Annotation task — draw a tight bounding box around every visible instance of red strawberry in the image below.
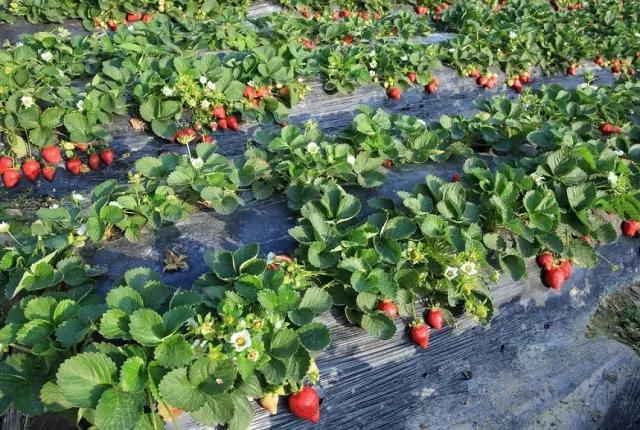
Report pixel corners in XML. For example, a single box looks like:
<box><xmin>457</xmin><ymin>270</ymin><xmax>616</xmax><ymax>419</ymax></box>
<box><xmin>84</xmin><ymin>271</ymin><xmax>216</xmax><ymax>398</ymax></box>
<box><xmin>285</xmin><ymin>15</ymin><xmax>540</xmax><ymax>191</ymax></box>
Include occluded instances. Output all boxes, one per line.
<box><xmin>543</xmin><ymin>267</ymin><xmax>565</xmax><ymax>290</ymax></box>
<box><xmin>377</xmin><ymin>300</ymin><xmax>398</xmax><ymax>319</ymax></box>
<box><xmin>126</xmin><ymin>13</ymin><xmax>140</xmax><ymax>22</ymax></box>
<box><xmin>142</xmin><ymin>14</ymin><xmax>153</xmax><ymax>23</ymax></box>
<box><xmin>451</xmin><ymin>174</ymin><xmax>461</xmax><ymax>182</ymax></box>
<box><xmin>343</xmin><ymin>35</ymin><xmax>353</xmax><ymax>45</ymax></box>
<box><xmin>435</xmin><ymin>5</ymin><xmax>443</xmax><ymax>13</ymax></box>
<box><xmin>107</xmin><ymin>19</ymin><xmax>118</xmax><ymax>30</ymax></box>
<box><xmin>243</xmin><ymin>86</ymin><xmax>256</xmax><ymax>98</ymax></box>
<box><xmin>66</xmin><ymin>158</ymin><xmax>82</xmax><ymax>175</ymax></box>
<box><xmin>2</xmin><ymin>168</ymin><xmax>20</xmax><ymax>188</ymax></box>
<box><xmin>340</xmin><ymin>10</ymin><xmax>351</xmax><ymax>18</ymax></box>
<box><xmin>227</xmin><ymin>115</ymin><xmax>239</xmax><ymax>131</ymax></box>
<box><xmin>567</xmin><ymin>65</ymin><xmax>577</xmax><ymax>76</ymax></box>
<box><xmin>280</xmin><ymin>122</ymin><xmax>288</xmax><ymax>127</ymax></box>
<box><xmin>88</xmin><ymin>153</ymin><xmax>101</xmax><ymax>171</ymax></box>
<box><xmin>426</xmin><ymin>81</ymin><xmax>438</xmax><ymax>93</ymax></box>
<box><xmin>415</xmin><ymin>5</ymin><xmax>428</xmax><ymax>15</ymax></box>
<box><xmin>42</xmin><ymin>146</ymin><xmax>62</xmax><ymax>163</ymax></box>
<box><xmin>217</xmin><ymin>119</ymin><xmax>228</xmax><ymax>130</ymax></box>
<box><xmin>621</xmin><ymin>220</ymin><xmax>639</xmax><ymax>237</ymax></box>
<box><xmin>594</xmin><ymin>56</ymin><xmax>604</xmax><ymax>66</ymax></box>
<box><xmin>0</xmin><ymin>156</ymin><xmax>12</xmax><ymax>174</ymax></box>
<box><xmin>332</xmin><ymin>11</ymin><xmax>340</xmax><ymax>20</ymax></box>
<box><xmin>469</xmin><ymin>69</ymin><xmax>480</xmax><ymax>78</ymax></box>
<box><xmin>427</xmin><ymin>308</ymin><xmax>444</xmax><ymax>330</ymax></box>
<box><xmin>581</xmin><ymin>235</ymin><xmax>592</xmax><ymax>245</ymax></box>
<box><xmin>256</xmin><ymin>87</ymin><xmax>271</xmax><ymax>98</ymax></box>
<box><xmin>388</xmin><ymin>87</ymin><xmax>402</xmax><ymax>100</ymax></box>
<box><xmin>410</xmin><ymin>320</ymin><xmax>430</xmax><ymax>348</ymax></box>
<box><xmin>391</xmin><ymin>28</ymin><xmax>398</xmax><ymax>36</ymax></box>
<box><xmin>407</xmin><ymin>72</ymin><xmax>417</xmax><ymax>83</ymax></box>
<box><xmin>100</xmin><ymin>149</ymin><xmax>114</xmax><ymax>165</ymax></box>
<box><xmin>75</xmin><ymin>143</ymin><xmax>89</xmax><ymax>152</ymax></box>
<box><xmin>382</xmin><ymin>159</ymin><xmax>394</xmax><ymax>168</ymax></box>
<box><xmin>477</xmin><ymin>76</ymin><xmax>488</xmax><ymax>86</ymax></box>
<box><xmin>536</xmin><ymin>253</ymin><xmax>554</xmax><ymax>270</ymax></box>
<box><xmin>301</xmin><ymin>40</ymin><xmax>314</xmax><ymax>49</ymax></box>
<box><xmin>611</xmin><ymin>64</ymin><xmax>621</xmax><ymax>73</ymax></box>
<box><xmin>512</xmin><ymin>80</ymin><xmax>523</xmax><ymax>93</ymax></box>
<box><xmin>252</xmin><ymin>98</ymin><xmax>260</xmax><ymax>107</ymax></box>
<box><xmin>279</xmin><ymin>86</ymin><xmax>290</xmax><ymax>97</ymax></box>
<box><xmin>22</xmin><ymin>160</ymin><xmax>41</xmax><ymax>181</ymax></box>
<box><xmin>42</xmin><ymin>166</ymin><xmax>55</xmax><ymax>181</ymax></box>
<box><xmin>599</xmin><ymin>123</ymin><xmax>614</xmax><ymax>135</ymax></box>
<box><xmin>302</xmin><ymin>10</ymin><xmax>311</xmax><ymax>19</ymax></box>
<box><xmin>486</xmin><ymin>77</ymin><xmax>496</xmax><ymax>88</ymax></box>
<box><xmin>267</xmin><ymin>255</ymin><xmax>293</xmax><ymax>270</ymax></box>
<box><xmin>201</xmin><ymin>135</ymin><xmax>213</xmax><ymax>143</ymax></box>
<box><xmin>288</xmin><ymin>386</ymin><xmax>320</xmax><ymax>423</ymax></box>
<box><xmin>560</xmin><ymin>260</ymin><xmax>571</xmax><ymax>281</ymax></box>
<box><xmin>211</xmin><ymin>105</ymin><xmax>226</xmax><ymax>119</ymax></box>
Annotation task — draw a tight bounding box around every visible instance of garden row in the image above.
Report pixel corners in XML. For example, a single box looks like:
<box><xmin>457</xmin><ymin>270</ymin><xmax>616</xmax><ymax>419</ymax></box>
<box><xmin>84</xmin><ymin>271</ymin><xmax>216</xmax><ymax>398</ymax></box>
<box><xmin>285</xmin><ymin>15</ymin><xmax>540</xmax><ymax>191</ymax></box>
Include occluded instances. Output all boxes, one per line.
<box><xmin>2</xmin><ymin>0</ymin><xmax>640</xmax><ymax>186</ymax></box>
<box><xmin>1</xmin><ymin>77</ymin><xmax>640</xmax><ymax>428</ymax></box>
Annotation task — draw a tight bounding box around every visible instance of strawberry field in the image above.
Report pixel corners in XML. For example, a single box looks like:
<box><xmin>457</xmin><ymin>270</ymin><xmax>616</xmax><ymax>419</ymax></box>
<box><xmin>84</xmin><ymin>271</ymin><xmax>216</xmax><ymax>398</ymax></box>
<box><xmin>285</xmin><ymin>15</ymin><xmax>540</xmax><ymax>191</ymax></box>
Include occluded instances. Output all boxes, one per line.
<box><xmin>1</xmin><ymin>1</ymin><xmax>640</xmax><ymax>429</ymax></box>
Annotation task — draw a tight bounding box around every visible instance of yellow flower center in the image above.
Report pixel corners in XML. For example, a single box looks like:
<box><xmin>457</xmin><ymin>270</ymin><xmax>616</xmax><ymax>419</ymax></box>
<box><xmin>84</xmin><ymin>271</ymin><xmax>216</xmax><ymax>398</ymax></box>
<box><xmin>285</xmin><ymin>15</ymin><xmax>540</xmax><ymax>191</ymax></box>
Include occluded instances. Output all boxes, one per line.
<box><xmin>236</xmin><ymin>336</ymin><xmax>246</xmax><ymax>346</ymax></box>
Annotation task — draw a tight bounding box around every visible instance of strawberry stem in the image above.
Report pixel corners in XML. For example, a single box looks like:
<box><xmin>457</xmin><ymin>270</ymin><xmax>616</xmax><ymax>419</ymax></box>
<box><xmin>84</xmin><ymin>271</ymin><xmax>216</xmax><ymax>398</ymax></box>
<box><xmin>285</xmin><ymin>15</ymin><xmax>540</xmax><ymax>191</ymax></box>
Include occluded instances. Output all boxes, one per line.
<box><xmin>595</xmin><ymin>251</ymin><xmax>619</xmax><ymax>272</ymax></box>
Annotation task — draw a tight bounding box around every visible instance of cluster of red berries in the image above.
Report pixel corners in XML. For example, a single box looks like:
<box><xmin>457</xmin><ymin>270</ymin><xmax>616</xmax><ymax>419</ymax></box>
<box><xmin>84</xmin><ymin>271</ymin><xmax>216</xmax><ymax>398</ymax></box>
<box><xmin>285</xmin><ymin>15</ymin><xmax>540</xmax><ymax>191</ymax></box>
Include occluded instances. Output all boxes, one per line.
<box><xmin>98</xmin><ymin>12</ymin><xmax>153</xmax><ymax>30</ymax></box>
<box><xmin>1</xmin><ymin>146</ymin><xmax>114</xmax><ymax>188</ymax></box>
<box><xmin>469</xmin><ymin>70</ymin><xmax>499</xmax><ymax>89</ymax></box>
<box><xmin>376</xmin><ymin>299</ymin><xmax>446</xmax><ymax>349</ymax></box>
<box><xmin>536</xmin><ymin>253</ymin><xmax>572</xmax><ymax>290</ymax></box>
<box><xmin>550</xmin><ymin>1</ymin><xmax>584</xmax><ymax>12</ymax></box>
<box><xmin>431</xmin><ymin>3</ymin><xmax>450</xmax><ymax>22</ymax></box>
<box><xmin>506</xmin><ymin>71</ymin><xmax>532</xmax><ymax>93</ymax></box>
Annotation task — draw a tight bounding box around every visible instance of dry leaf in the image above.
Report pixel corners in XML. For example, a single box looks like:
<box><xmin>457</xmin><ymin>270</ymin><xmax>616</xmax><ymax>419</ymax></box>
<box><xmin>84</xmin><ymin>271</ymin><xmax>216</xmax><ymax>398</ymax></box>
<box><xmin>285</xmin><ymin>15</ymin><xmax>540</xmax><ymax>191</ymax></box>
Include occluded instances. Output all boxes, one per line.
<box><xmin>130</xmin><ymin>117</ymin><xmax>147</xmax><ymax>130</ymax></box>
<box><xmin>163</xmin><ymin>250</ymin><xmax>189</xmax><ymax>272</ymax></box>
<box><xmin>158</xmin><ymin>403</ymin><xmax>184</xmax><ymax>422</ymax></box>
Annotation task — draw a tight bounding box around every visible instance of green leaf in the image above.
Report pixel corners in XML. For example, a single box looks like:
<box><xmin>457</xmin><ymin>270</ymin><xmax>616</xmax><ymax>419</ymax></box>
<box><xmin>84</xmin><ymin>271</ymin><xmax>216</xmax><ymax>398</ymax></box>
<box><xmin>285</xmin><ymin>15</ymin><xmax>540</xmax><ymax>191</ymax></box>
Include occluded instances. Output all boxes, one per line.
<box><xmin>159</xmin><ymin>368</ymin><xmax>205</xmax><ymax>412</ymax></box>
<box><xmin>228</xmin><ymin>394</ymin><xmax>253</xmax><ymax>430</ymax></box>
<box><xmin>189</xmin><ymin>358</ymin><xmax>237</xmax><ymax>395</ymax></box>
<box><xmin>129</xmin><ymin>309</ymin><xmax>165</xmax><ymax>346</ymax></box>
<box><xmin>120</xmin><ymin>357</ymin><xmax>148</xmax><ymax>392</ymax></box>
<box><xmin>106</xmin><ymin>286</ymin><xmax>144</xmax><ymax>313</ymax></box>
<box><xmin>499</xmin><ymin>254</ymin><xmax>526</xmax><ymax>280</ymax></box>
<box><xmin>95</xmin><ymin>388</ymin><xmax>144</xmax><ymax>430</ymax></box>
<box><xmin>16</xmin><ymin>320</ymin><xmax>52</xmax><ymax>345</ymax></box>
<box><xmin>268</xmin><ymin>329</ymin><xmax>299</xmax><ymax>359</ymax></box>
<box><xmin>154</xmin><ymin>335</ymin><xmax>193</xmax><ymax>369</ymax></box>
<box><xmin>99</xmin><ymin>309</ymin><xmax>131</xmax><ymax>340</ymax></box>
<box><xmin>40</xmin><ymin>382</ymin><xmax>73</xmax><ymax>412</ymax></box>
<box><xmin>297</xmin><ymin>287</ymin><xmax>332</xmax><ymax>314</ymax></box>
<box><xmin>56</xmin><ymin>352</ymin><xmax>117</xmax><ymax>409</ymax></box>
<box><xmin>297</xmin><ymin>322</ymin><xmax>331</xmax><ymax>351</ymax></box>
<box><xmin>382</xmin><ymin>217</ymin><xmax>416</xmax><ymax>240</ymax></box>
<box><xmin>568</xmin><ymin>238</ymin><xmax>597</xmax><ymax>268</ymax></box>
<box><xmin>190</xmin><ymin>395</ymin><xmax>235</xmax><ymax>427</ymax></box>
<box><xmin>24</xmin><ymin>296</ymin><xmax>57</xmax><ymax>321</ymax></box>
<box><xmin>361</xmin><ymin>312</ymin><xmax>396</xmax><ymax>340</ymax></box>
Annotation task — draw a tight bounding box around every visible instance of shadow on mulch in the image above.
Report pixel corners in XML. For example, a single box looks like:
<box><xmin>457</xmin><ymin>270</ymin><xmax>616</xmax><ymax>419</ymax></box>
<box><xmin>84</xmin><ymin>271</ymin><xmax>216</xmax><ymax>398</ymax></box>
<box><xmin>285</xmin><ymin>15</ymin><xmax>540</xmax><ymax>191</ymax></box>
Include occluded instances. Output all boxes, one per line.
<box><xmin>587</xmin><ymin>284</ymin><xmax>640</xmax><ymax>355</ymax></box>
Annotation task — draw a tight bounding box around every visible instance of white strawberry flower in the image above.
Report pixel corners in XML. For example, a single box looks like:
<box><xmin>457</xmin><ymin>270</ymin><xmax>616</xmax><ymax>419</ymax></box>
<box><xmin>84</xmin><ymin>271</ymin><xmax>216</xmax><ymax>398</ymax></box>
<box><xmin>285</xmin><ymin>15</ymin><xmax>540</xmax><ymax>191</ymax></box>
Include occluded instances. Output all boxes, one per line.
<box><xmin>274</xmin><ymin>320</ymin><xmax>283</xmax><ymax>330</ymax></box>
<box><xmin>14</xmin><ymin>42</ymin><xmax>23</xmax><ymax>48</ymax></box>
<box><xmin>191</xmin><ymin>157</ymin><xmax>204</xmax><ymax>169</ymax></box>
<box><xmin>71</xmin><ymin>193</ymin><xmax>84</xmax><ymax>202</ymax></box>
<box><xmin>614</xmin><ymin>150</ymin><xmax>624</xmax><ymax>156</ymax></box>
<box><xmin>108</xmin><ymin>201</ymin><xmax>123</xmax><ymax>209</ymax></box>
<box><xmin>530</xmin><ymin>172</ymin><xmax>545</xmax><ymax>186</ymax></box>
<box><xmin>200</xmin><ymin>100</ymin><xmax>210</xmax><ymax>109</ymax></box>
<box><xmin>297</xmin><ymin>77</ymin><xmax>304</xmax><ymax>83</ymax></box>
<box><xmin>229</xmin><ymin>330</ymin><xmax>252</xmax><ymax>352</ymax></box>
<box><xmin>58</xmin><ymin>69</ymin><xmax>65</xmax><ymax>78</ymax></box>
<box><xmin>347</xmin><ymin>155</ymin><xmax>356</xmax><ymax>165</ymax></box>
<box><xmin>306</xmin><ymin>141</ymin><xmax>319</xmax><ymax>154</ymax></box>
<box><xmin>460</xmin><ymin>261</ymin><xmax>478</xmax><ymax>276</ymax></box>
<box><xmin>127</xmin><ymin>25</ymin><xmax>134</xmax><ymax>31</ymax></box>
<box><xmin>161</xmin><ymin>86</ymin><xmax>174</xmax><ymax>97</ymax></box>
<box><xmin>0</xmin><ymin>222</ymin><xmax>9</xmax><ymax>233</ymax></box>
<box><xmin>247</xmin><ymin>80</ymin><xmax>255</xmax><ymax>87</ymax></box>
<box><xmin>401</xmin><ymin>55</ymin><xmax>408</xmax><ymax>61</ymax></box>
<box><xmin>266</xmin><ymin>252</ymin><xmax>276</xmax><ymax>264</ymax></box>
<box><xmin>509</xmin><ymin>31</ymin><xmax>517</xmax><ymax>39</ymax></box>
<box><xmin>369</xmin><ymin>60</ymin><xmax>377</xmax><ymax>68</ymax></box>
<box><xmin>76</xmin><ymin>100</ymin><xmax>84</xmax><ymax>112</ymax></box>
<box><xmin>444</xmin><ymin>266</ymin><xmax>458</xmax><ymax>281</ymax></box>
<box><xmin>50</xmin><ymin>204</ymin><xmax>59</xmax><ymax>209</ymax></box>
<box><xmin>608</xmin><ymin>171</ymin><xmax>619</xmax><ymax>187</ymax></box>
<box><xmin>417</xmin><ymin>119</ymin><xmax>427</xmax><ymax>126</ymax></box>
<box><xmin>21</xmin><ymin>95</ymin><xmax>34</xmax><ymax>108</ymax></box>
<box><xmin>77</xmin><ymin>224</ymin><xmax>87</xmax><ymax>235</ymax></box>
<box><xmin>247</xmin><ymin>350</ymin><xmax>260</xmax><ymax>362</ymax></box>
<box><xmin>40</xmin><ymin>51</ymin><xmax>53</xmax><ymax>62</ymax></box>
<box><xmin>206</xmin><ymin>81</ymin><xmax>216</xmax><ymax>90</ymax></box>
<box><xmin>57</xmin><ymin>26</ymin><xmax>70</xmax><ymax>37</ymax></box>
<box><xmin>369</xmin><ymin>70</ymin><xmax>376</xmax><ymax>77</ymax></box>
<box><xmin>199</xmin><ymin>76</ymin><xmax>208</xmax><ymax>84</ymax></box>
